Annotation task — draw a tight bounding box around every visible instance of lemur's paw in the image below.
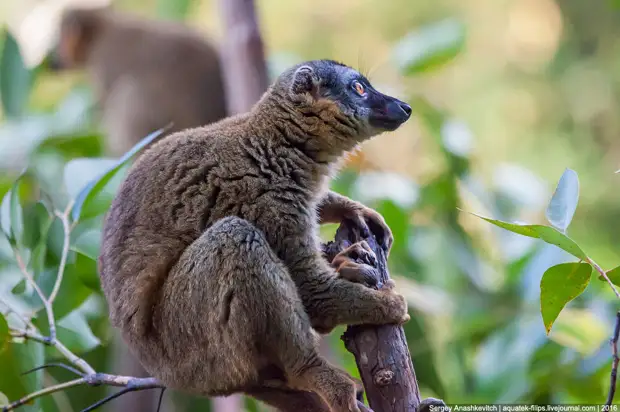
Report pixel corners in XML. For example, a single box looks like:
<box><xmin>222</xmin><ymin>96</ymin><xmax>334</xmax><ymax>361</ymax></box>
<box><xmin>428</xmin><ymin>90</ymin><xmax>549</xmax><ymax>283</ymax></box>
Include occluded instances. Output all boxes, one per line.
<box><xmin>332</xmin><ymin>242</ymin><xmax>380</xmax><ymax>288</ymax></box>
<box><xmin>346</xmin><ymin>206</ymin><xmax>393</xmax><ymax>253</ymax></box>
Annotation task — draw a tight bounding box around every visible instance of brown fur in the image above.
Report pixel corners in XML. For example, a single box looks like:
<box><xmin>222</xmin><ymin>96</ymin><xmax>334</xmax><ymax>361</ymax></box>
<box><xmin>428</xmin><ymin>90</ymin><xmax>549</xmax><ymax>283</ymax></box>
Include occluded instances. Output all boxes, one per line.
<box><xmin>99</xmin><ymin>60</ymin><xmax>412</xmax><ymax>411</ymax></box>
<box><xmin>54</xmin><ymin>7</ymin><xmax>227</xmax><ymax>155</ymax></box>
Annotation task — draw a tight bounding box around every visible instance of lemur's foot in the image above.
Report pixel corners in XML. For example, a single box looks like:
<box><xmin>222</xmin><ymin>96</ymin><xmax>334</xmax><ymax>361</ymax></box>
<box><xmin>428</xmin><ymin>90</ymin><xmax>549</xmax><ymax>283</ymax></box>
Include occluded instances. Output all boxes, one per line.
<box><xmin>332</xmin><ymin>241</ymin><xmax>380</xmax><ymax>288</ymax></box>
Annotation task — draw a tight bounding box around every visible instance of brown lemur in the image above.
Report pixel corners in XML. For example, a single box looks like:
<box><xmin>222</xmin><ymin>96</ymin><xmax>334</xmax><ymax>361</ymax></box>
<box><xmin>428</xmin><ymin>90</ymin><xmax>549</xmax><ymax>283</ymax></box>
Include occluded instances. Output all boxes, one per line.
<box><xmin>99</xmin><ymin>59</ymin><xmax>413</xmax><ymax>412</ymax></box>
<box><xmin>51</xmin><ymin>6</ymin><xmax>227</xmax><ymax>156</ymax></box>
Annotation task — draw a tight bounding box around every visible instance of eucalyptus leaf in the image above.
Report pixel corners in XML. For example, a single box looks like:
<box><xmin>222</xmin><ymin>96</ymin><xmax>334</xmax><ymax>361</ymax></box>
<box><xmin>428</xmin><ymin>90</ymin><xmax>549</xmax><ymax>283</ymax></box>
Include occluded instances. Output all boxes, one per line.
<box><xmin>57</xmin><ymin>310</ymin><xmax>100</xmax><ymax>353</ymax></box>
<box><xmin>601</xmin><ymin>265</ymin><xmax>620</xmax><ymax>286</ymax></box>
<box><xmin>393</xmin><ymin>18</ymin><xmax>465</xmax><ymax>74</ymax></box>
<box><xmin>0</xmin><ymin>341</ymin><xmax>43</xmax><ymax>412</ymax></box>
<box><xmin>21</xmin><ymin>202</ymin><xmax>51</xmax><ymax>250</ymax></box>
<box><xmin>63</xmin><ymin>158</ymin><xmax>117</xmax><ymax>200</ymax></box>
<box><xmin>71</xmin><ymin>127</ymin><xmax>169</xmax><ymax>222</ymax></box>
<box><xmin>540</xmin><ymin>262</ymin><xmax>592</xmax><ymax>334</ymax></box>
<box><xmin>0</xmin><ymin>314</ymin><xmax>8</xmax><ymax>353</ymax></box>
<box><xmin>71</xmin><ymin>229</ymin><xmax>101</xmax><ymax>261</ymax></box>
<box><xmin>467</xmin><ymin>212</ymin><xmax>588</xmax><ymax>260</ymax></box>
<box><xmin>0</xmin><ymin>30</ymin><xmax>33</xmax><ymax>118</ymax></box>
<box><xmin>545</xmin><ymin>168</ymin><xmax>579</xmax><ymax>233</ymax></box>
<box><xmin>1</xmin><ymin>173</ymin><xmax>28</xmax><ymax>247</ymax></box>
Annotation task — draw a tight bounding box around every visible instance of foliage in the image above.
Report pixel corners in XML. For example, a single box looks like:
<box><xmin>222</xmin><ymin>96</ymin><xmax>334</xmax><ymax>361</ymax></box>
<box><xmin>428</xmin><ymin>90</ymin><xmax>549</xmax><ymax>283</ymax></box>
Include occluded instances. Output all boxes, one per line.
<box><xmin>0</xmin><ymin>2</ymin><xmax>618</xmax><ymax>411</ymax></box>
<box><xmin>467</xmin><ymin>168</ymin><xmax>620</xmax><ymax>334</ymax></box>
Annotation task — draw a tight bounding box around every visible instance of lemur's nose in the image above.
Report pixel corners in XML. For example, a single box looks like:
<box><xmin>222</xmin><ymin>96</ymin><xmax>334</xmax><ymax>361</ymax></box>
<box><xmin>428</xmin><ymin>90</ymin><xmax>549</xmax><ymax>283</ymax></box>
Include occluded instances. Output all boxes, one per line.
<box><xmin>398</xmin><ymin>102</ymin><xmax>412</xmax><ymax>118</ymax></box>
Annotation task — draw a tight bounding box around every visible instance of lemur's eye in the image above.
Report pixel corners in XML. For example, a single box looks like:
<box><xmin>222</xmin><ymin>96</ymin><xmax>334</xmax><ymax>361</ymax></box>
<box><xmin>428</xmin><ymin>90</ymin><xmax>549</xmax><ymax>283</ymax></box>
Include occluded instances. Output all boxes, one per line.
<box><xmin>352</xmin><ymin>81</ymin><xmax>366</xmax><ymax>96</ymax></box>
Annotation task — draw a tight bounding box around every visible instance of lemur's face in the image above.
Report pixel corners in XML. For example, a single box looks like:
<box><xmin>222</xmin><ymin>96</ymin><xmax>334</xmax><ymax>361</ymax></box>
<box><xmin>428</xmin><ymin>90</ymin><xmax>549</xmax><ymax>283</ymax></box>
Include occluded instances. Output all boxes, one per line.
<box><xmin>327</xmin><ymin>64</ymin><xmax>412</xmax><ymax>133</ymax></box>
<box><xmin>286</xmin><ymin>60</ymin><xmax>412</xmax><ymax>139</ymax></box>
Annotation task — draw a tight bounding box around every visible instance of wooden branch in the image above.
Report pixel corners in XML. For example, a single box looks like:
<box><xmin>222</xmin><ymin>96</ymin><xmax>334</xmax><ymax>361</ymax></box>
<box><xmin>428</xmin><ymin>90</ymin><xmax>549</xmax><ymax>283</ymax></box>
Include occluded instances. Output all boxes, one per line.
<box><xmin>216</xmin><ymin>0</ymin><xmax>269</xmax><ymax>115</ymax></box>
<box><xmin>607</xmin><ymin>310</ymin><xmax>620</xmax><ymax>406</ymax></box>
<box><xmin>323</xmin><ymin>221</ymin><xmax>421</xmax><ymax>412</ymax></box>
<box><xmin>1</xmin><ymin>355</ymin><xmax>163</xmax><ymax>411</ymax></box>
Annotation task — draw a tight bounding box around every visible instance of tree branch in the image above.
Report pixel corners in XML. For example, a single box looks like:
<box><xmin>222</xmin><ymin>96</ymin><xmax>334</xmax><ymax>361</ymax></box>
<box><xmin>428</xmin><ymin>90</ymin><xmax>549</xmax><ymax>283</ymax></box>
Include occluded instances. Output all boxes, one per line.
<box><xmin>606</xmin><ymin>311</ymin><xmax>620</xmax><ymax>406</ymax></box>
<box><xmin>1</xmin><ymin>373</ymin><xmax>164</xmax><ymax>411</ymax></box>
<box><xmin>2</xmin><ymin>378</ymin><xmax>86</xmax><ymax>411</ymax></box>
<box><xmin>216</xmin><ymin>0</ymin><xmax>269</xmax><ymax>115</ymax></box>
<box><xmin>323</xmin><ymin>221</ymin><xmax>422</xmax><ymax>411</ymax></box>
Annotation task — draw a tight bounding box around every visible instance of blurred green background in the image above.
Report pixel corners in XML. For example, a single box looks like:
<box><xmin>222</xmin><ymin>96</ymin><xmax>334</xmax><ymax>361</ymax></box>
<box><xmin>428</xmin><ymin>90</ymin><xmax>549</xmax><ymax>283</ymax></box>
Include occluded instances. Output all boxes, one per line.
<box><xmin>1</xmin><ymin>0</ymin><xmax>620</xmax><ymax>410</ymax></box>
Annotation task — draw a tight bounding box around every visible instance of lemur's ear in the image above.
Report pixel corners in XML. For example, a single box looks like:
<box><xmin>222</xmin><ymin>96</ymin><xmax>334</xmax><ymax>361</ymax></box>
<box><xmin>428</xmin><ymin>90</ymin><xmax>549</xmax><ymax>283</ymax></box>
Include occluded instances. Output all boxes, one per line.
<box><xmin>290</xmin><ymin>65</ymin><xmax>320</xmax><ymax>98</ymax></box>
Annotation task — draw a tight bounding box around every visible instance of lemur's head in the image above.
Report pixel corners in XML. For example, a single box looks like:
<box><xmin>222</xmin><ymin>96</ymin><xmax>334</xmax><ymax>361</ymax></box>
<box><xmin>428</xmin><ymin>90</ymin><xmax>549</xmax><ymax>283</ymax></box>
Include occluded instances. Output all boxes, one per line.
<box><xmin>49</xmin><ymin>7</ymin><xmax>110</xmax><ymax>70</ymax></box>
<box><xmin>274</xmin><ymin>59</ymin><xmax>411</xmax><ymax>145</ymax></box>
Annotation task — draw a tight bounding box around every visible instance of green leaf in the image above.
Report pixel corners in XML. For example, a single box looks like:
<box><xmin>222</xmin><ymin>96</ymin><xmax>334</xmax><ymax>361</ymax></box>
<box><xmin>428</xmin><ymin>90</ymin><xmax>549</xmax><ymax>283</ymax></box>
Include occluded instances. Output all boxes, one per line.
<box><xmin>37</xmin><ymin>263</ymin><xmax>92</xmax><ymax>320</ymax></box>
<box><xmin>71</xmin><ymin>127</ymin><xmax>168</xmax><ymax>221</ymax></box>
<box><xmin>57</xmin><ymin>309</ymin><xmax>101</xmax><ymax>353</ymax></box>
<box><xmin>0</xmin><ymin>30</ymin><xmax>33</xmax><ymax>118</ymax></box>
<box><xmin>0</xmin><ymin>173</ymin><xmax>28</xmax><ymax>247</ymax></box>
<box><xmin>601</xmin><ymin>265</ymin><xmax>620</xmax><ymax>286</ymax></box>
<box><xmin>64</xmin><ymin>158</ymin><xmax>117</xmax><ymax>200</ymax></box>
<box><xmin>21</xmin><ymin>202</ymin><xmax>51</xmax><ymax>250</ymax></box>
<box><xmin>467</xmin><ymin>212</ymin><xmax>588</xmax><ymax>260</ymax></box>
<box><xmin>393</xmin><ymin>18</ymin><xmax>466</xmax><ymax>75</ymax></box>
<box><xmin>10</xmin><ymin>279</ymin><xmax>26</xmax><ymax>295</ymax></box>
<box><xmin>74</xmin><ymin>252</ymin><xmax>100</xmax><ymax>291</ymax></box>
<box><xmin>0</xmin><ymin>314</ymin><xmax>8</xmax><ymax>353</ymax></box>
<box><xmin>71</xmin><ymin>229</ymin><xmax>101</xmax><ymax>261</ymax></box>
<box><xmin>540</xmin><ymin>262</ymin><xmax>592</xmax><ymax>334</ymax></box>
<box><xmin>0</xmin><ymin>341</ymin><xmax>43</xmax><ymax>412</ymax></box>
<box><xmin>545</xmin><ymin>168</ymin><xmax>579</xmax><ymax>233</ymax></box>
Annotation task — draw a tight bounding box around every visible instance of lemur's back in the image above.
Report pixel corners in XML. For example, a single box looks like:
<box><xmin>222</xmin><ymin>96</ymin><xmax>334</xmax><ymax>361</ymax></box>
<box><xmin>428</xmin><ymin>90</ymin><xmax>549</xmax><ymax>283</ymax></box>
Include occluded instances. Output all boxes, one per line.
<box><xmin>100</xmin><ymin>115</ymin><xmax>250</xmax><ymax>329</ymax></box>
<box><xmin>99</xmin><ymin>108</ymin><xmax>319</xmax><ymax>334</ymax></box>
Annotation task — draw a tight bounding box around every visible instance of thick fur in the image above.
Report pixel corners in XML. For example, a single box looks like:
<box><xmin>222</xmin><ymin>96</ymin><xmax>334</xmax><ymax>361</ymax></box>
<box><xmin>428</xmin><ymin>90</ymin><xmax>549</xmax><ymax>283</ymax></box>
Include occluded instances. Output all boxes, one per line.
<box><xmin>55</xmin><ymin>7</ymin><xmax>227</xmax><ymax>155</ymax></box>
<box><xmin>99</xmin><ymin>60</ymin><xmax>412</xmax><ymax>411</ymax></box>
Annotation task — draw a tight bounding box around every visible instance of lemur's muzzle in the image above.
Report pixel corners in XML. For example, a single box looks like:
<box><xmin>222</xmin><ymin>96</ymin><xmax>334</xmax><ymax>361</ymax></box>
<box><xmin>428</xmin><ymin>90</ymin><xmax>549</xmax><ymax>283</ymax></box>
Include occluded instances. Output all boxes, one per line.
<box><xmin>369</xmin><ymin>95</ymin><xmax>412</xmax><ymax>131</ymax></box>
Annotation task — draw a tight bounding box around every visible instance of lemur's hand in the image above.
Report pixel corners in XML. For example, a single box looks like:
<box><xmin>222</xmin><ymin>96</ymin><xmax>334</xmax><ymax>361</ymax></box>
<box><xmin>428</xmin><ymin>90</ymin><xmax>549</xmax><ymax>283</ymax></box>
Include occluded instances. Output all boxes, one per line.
<box><xmin>346</xmin><ymin>206</ymin><xmax>393</xmax><ymax>253</ymax></box>
<box><xmin>331</xmin><ymin>241</ymin><xmax>380</xmax><ymax>288</ymax></box>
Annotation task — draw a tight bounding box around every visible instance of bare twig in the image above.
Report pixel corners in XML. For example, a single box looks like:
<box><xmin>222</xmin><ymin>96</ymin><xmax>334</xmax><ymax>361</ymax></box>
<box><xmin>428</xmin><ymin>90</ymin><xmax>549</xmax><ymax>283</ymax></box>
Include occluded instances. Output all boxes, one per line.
<box><xmin>10</xmin><ymin>329</ymin><xmax>95</xmax><ymax>375</ymax></box>
<box><xmin>2</xmin><ymin>374</ymin><xmax>164</xmax><ymax>411</ymax></box>
<box><xmin>22</xmin><ymin>362</ymin><xmax>85</xmax><ymax>377</ymax></box>
<box><xmin>606</xmin><ymin>311</ymin><xmax>620</xmax><ymax>406</ymax></box>
<box><xmin>49</xmin><ymin>201</ymin><xmax>74</xmax><ymax>305</ymax></box>
<box><xmin>2</xmin><ymin>378</ymin><xmax>86</xmax><ymax>411</ymax></box>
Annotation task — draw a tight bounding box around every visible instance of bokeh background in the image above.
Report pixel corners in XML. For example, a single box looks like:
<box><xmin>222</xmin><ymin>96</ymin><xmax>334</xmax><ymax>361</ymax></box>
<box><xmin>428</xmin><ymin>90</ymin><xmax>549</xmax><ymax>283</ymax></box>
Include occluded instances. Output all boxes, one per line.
<box><xmin>1</xmin><ymin>0</ymin><xmax>620</xmax><ymax>410</ymax></box>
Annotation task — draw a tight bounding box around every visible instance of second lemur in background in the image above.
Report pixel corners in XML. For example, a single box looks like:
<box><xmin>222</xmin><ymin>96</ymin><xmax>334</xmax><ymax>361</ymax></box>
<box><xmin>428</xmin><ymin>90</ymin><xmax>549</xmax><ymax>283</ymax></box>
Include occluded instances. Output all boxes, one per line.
<box><xmin>51</xmin><ymin>8</ymin><xmax>228</xmax><ymax>412</ymax></box>
<box><xmin>51</xmin><ymin>6</ymin><xmax>227</xmax><ymax>155</ymax></box>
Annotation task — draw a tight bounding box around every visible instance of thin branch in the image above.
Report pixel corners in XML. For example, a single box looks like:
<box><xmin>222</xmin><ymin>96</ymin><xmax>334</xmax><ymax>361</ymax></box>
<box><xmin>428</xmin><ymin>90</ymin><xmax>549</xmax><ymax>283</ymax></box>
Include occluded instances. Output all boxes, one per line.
<box><xmin>2</xmin><ymin>378</ymin><xmax>86</xmax><ymax>411</ymax></box>
<box><xmin>22</xmin><ymin>362</ymin><xmax>85</xmax><ymax>377</ymax></box>
<box><xmin>2</xmin><ymin>373</ymin><xmax>164</xmax><ymax>412</ymax></box>
<box><xmin>607</xmin><ymin>311</ymin><xmax>620</xmax><ymax>406</ymax></box>
<box><xmin>12</xmin><ymin>250</ymin><xmax>49</xmax><ymax>310</ymax></box>
<box><xmin>588</xmin><ymin>258</ymin><xmax>620</xmax><ymax>300</ymax></box>
<box><xmin>155</xmin><ymin>388</ymin><xmax>165</xmax><ymax>412</ymax></box>
<box><xmin>10</xmin><ymin>329</ymin><xmax>96</xmax><ymax>375</ymax></box>
<box><xmin>49</xmin><ymin>201</ymin><xmax>73</xmax><ymax>305</ymax></box>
